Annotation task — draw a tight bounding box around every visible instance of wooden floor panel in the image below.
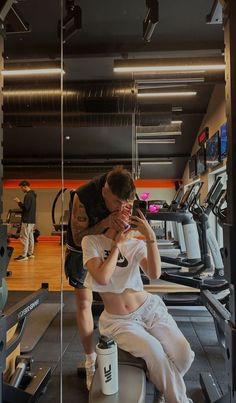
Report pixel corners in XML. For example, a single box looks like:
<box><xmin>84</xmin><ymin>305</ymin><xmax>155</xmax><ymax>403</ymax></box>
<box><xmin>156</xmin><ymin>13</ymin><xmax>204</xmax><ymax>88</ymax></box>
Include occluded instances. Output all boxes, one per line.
<box><xmin>6</xmin><ymin>240</ymin><xmax>70</xmax><ymax>291</ymax></box>
<box><xmin>6</xmin><ymin>240</ymin><xmax>198</xmax><ymax>293</ymax></box>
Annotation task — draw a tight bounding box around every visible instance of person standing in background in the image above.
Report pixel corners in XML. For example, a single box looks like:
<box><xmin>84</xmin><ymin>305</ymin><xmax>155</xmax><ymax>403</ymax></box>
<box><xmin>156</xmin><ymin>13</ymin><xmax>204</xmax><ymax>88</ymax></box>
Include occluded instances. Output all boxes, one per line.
<box><xmin>14</xmin><ymin>180</ymin><xmax>37</xmax><ymax>261</ymax></box>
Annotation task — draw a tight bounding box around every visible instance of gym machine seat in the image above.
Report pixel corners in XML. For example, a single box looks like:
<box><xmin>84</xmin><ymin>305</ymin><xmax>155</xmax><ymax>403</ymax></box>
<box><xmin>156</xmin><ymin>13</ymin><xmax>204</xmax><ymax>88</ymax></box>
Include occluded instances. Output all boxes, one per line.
<box><xmin>89</xmin><ymin>349</ymin><xmax>147</xmax><ymax>403</ymax></box>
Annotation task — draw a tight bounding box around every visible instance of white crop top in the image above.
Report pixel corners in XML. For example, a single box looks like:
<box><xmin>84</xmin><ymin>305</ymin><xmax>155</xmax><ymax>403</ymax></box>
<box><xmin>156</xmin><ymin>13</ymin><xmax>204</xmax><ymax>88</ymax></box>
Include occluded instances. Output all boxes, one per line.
<box><xmin>82</xmin><ymin>234</ymin><xmax>147</xmax><ymax>293</ymax></box>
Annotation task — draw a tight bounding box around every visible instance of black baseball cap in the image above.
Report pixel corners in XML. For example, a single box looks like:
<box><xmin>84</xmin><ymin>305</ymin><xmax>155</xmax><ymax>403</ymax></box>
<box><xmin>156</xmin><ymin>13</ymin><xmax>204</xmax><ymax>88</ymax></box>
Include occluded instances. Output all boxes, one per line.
<box><xmin>19</xmin><ymin>180</ymin><xmax>30</xmax><ymax>187</ymax></box>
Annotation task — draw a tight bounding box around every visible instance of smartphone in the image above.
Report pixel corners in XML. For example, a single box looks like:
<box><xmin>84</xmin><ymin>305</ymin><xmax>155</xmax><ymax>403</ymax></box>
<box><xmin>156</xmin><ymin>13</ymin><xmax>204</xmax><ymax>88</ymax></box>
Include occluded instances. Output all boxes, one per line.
<box><xmin>131</xmin><ymin>200</ymin><xmax>147</xmax><ymax>228</ymax></box>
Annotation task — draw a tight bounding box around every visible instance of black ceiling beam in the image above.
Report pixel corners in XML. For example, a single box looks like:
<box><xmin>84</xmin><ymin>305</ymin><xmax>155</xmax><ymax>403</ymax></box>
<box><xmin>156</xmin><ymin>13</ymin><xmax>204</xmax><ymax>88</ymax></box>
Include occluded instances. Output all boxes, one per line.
<box><xmin>206</xmin><ymin>0</ymin><xmax>223</xmax><ymax>24</ymax></box>
<box><xmin>0</xmin><ymin>0</ymin><xmax>15</xmax><ymax>21</ymax></box>
<box><xmin>2</xmin><ymin>112</ymin><xmax>205</xmax><ymax>128</ymax></box>
<box><xmin>173</xmin><ymin>109</ymin><xmax>207</xmax><ymax>115</ymax></box>
<box><xmin>3</xmin><ymin>154</ymin><xmax>190</xmax><ymax>165</ymax></box>
<box><xmin>60</xmin><ymin>3</ymin><xmax>82</xmax><ymax>43</ymax></box>
<box><xmin>4</xmin><ymin>42</ymin><xmax>224</xmax><ymax>60</ymax></box>
<box><xmin>5</xmin><ymin>6</ymin><xmax>30</xmax><ymax>33</ymax></box>
<box><xmin>143</xmin><ymin>0</ymin><xmax>159</xmax><ymax>42</ymax></box>
<box><xmin>63</xmin><ymin>42</ymin><xmax>225</xmax><ymax>57</ymax></box>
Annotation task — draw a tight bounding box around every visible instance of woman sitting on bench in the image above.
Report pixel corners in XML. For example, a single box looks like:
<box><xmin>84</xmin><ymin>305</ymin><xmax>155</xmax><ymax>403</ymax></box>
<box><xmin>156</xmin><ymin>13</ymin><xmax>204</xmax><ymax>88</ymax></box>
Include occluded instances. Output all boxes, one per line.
<box><xmin>82</xmin><ymin>209</ymin><xmax>194</xmax><ymax>403</ymax></box>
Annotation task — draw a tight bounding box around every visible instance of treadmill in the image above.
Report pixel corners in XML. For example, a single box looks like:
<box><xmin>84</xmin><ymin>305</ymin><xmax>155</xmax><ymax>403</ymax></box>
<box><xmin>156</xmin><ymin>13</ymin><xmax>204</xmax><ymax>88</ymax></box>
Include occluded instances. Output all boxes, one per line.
<box><xmin>148</xmin><ymin>182</ymin><xmax>204</xmax><ymax>272</ymax></box>
<box><xmin>147</xmin><ymin>185</ymin><xmax>197</xmax><ymax>268</ymax></box>
<box><xmin>159</xmin><ymin>177</ymin><xmax>228</xmax><ymax>305</ymax></box>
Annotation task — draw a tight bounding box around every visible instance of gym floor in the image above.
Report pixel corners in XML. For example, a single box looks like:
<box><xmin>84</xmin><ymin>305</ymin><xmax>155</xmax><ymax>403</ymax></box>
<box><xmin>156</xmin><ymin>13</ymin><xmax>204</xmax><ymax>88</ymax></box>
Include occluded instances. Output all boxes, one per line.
<box><xmin>5</xmin><ymin>290</ymin><xmax>227</xmax><ymax>403</ymax></box>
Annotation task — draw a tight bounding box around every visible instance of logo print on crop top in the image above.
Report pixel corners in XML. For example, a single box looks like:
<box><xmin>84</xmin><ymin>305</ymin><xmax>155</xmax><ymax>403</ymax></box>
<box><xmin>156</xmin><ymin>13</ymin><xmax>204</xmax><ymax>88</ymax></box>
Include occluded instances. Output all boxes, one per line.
<box><xmin>104</xmin><ymin>250</ymin><xmax>128</xmax><ymax>268</ymax></box>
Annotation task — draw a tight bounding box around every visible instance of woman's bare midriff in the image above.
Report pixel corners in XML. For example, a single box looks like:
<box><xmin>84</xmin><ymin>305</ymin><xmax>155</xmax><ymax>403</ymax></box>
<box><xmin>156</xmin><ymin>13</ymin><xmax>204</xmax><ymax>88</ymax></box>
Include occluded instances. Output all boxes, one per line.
<box><xmin>100</xmin><ymin>289</ymin><xmax>148</xmax><ymax>315</ymax></box>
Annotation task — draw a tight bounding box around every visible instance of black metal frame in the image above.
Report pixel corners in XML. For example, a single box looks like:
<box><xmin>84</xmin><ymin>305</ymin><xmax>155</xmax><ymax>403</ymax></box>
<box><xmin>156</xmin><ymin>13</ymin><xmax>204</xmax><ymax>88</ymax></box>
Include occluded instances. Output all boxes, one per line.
<box><xmin>1</xmin><ymin>1</ymin><xmax>236</xmax><ymax>402</ymax></box>
<box><xmin>0</xmin><ymin>284</ymin><xmax>51</xmax><ymax>403</ymax></box>
<box><xmin>199</xmin><ymin>1</ymin><xmax>236</xmax><ymax>402</ymax></box>
<box><xmin>0</xmin><ymin>33</ymin><xmax>51</xmax><ymax>399</ymax></box>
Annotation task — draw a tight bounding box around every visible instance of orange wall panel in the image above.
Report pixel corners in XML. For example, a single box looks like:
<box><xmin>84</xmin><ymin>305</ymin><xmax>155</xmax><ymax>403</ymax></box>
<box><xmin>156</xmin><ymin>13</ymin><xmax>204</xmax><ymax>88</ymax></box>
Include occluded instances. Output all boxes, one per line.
<box><xmin>3</xmin><ymin>179</ymin><xmax>177</xmax><ymax>189</ymax></box>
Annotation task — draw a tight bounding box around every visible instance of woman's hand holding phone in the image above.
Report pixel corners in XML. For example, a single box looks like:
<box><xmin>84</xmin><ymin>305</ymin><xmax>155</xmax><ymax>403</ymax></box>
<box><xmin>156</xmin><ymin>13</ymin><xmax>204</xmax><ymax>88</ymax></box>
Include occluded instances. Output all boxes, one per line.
<box><xmin>130</xmin><ymin>208</ymin><xmax>156</xmax><ymax>241</ymax></box>
<box><xmin>130</xmin><ymin>200</ymin><xmax>147</xmax><ymax>228</ymax></box>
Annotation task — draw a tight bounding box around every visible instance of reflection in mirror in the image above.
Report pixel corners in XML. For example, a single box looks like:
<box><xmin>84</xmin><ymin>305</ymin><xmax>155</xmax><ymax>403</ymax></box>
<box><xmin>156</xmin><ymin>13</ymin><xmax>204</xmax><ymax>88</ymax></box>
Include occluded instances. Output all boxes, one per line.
<box><xmin>1</xmin><ymin>1</ymin><xmax>65</xmax><ymax>402</ymax></box>
<box><xmin>2</xmin><ymin>1</ymin><xmax>227</xmax><ymax>402</ymax></box>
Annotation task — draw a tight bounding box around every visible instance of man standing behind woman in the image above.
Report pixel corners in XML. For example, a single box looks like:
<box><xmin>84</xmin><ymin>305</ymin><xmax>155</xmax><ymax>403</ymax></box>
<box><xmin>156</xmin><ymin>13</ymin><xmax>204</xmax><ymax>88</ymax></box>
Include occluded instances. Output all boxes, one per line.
<box><xmin>65</xmin><ymin>166</ymin><xmax>135</xmax><ymax>390</ymax></box>
<box><xmin>14</xmin><ymin>180</ymin><xmax>37</xmax><ymax>261</ymax></box>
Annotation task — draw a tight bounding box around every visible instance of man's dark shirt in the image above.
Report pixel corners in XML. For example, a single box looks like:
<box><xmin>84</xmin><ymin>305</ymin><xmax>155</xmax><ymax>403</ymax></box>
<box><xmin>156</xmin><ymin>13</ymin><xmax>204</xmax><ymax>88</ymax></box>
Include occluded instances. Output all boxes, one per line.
<box><xmin>66</xmin><ymin>174</ymin><xmax>110</xmax><ymax>251</ymax></box>
<box><xmin>18</xmin><ymin>190</ymin><xmax>37</xmax><ymax>223</ymax></box>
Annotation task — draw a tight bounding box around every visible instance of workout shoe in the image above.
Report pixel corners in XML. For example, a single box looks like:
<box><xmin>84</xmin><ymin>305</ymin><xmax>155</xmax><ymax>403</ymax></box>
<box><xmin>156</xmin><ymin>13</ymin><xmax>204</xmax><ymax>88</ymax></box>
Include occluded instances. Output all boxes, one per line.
<box><xmin>27</xmin><ymin>254</ymin><xmax>35</xmax><ymax>258</ymax></box>
<box><xmin>85</xmin><ymin>360</ymin><xmax>96</xmax><ymax>390</ymax></box>
<box><xmin>154</xmin><ymin>390</ymin><xmax>166</xmax><ymax>403</ymax></box>
<box><xmin>77</xmin><ymin>360</ymin><xmax>86</xmax><ymax>377</ymax></box>
<box><xmin>157</xmin><ymin>395</ymin><xmax>166</xmax><ymax>403</ymax></box>
<box><xmin>14</xmin><ymin>255</ymin><xmax>28</xmax><ymax>261</ymax></box>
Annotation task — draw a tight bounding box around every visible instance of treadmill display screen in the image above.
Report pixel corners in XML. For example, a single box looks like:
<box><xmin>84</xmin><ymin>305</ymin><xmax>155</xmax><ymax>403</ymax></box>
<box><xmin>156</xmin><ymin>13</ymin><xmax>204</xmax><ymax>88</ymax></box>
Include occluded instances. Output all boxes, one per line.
<box><xmin>220</xmin><ymin>122</ymin><xmax>227</xmax><ymax>160</ymax></box>
<box><xmin>189</xmin><ymin>155</ymin><xmax>196</xmax><ymax>178</ymax></box>
<box><xmin>196</xmin><ymin>146</ymin><xmax>206</xmax><ymax>175</ymax></box>
<box><xmin>180</xmin><ymin>185</ymin><xmax>194</xmax><ymax>206</ymax></box>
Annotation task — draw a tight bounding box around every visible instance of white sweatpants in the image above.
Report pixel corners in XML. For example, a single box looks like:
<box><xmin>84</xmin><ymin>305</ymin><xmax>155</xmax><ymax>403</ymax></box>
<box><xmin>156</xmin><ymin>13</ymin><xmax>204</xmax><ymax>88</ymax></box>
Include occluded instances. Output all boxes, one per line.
<box><xmin>99</xmin><ymin>293</ymin><xmax>194</xmax><ymax>403</ymax></box>
<box><xmin>20</xmin><ymin>223</ymin><xmax>35</xmax><ymax>257</ymax></box>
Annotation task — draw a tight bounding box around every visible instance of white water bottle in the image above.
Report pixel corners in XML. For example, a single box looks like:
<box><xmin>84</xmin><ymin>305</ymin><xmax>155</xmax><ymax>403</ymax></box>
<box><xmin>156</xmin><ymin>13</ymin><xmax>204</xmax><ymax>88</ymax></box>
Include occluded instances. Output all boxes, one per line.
<box><xmin>96</xmin><ymin>335</ymin><xmax>118</xmax><ymax>395</ymax></box>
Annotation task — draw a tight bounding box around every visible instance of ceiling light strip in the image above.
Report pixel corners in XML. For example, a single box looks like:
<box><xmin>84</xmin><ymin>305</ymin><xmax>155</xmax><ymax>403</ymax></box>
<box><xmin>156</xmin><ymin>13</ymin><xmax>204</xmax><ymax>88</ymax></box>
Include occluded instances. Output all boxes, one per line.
<box><xmin>114</xmin><ymin>65</ymin><xmax>225</xmax><ymax>73</ymax></box>
<box><xmin>137</xmin><ymin>84</ymin><xmax>188</xmax><ymax>90</ymax></box>
<box><xmin>2</xmin><ymin>68</ymin><xmax>64</xmax><ymax>76</ymax></box>
<box><xmin>137</xmin><ymin>131</ymin><xmax>182</xmax><ymax>136</ymax></box>
<box><xmin>134</xmin><ymin>70</ymin><xmax>206</xmax><ymax>77</ymax></box>
<box><xmin>140</xmin><ymin>161</ymin><xmax>173</xmax><ymax>165</ymax></box>
<box><xmin>137</xmin><ymin>91</ymin><xmax>197</xmax><ymax>97</ymax></box>
<box><xmin>114</xmin><ymin>57</ymin><xmax>225</xmax><ymax>73</ymax></box>
<box><xmin>3</xmin><ymin>89</ymin><xmax>75</xmax><ymax>96</ymax></box>
<box><xmin>137</xmin><ymin>139</ymin><xmax>175</xmax><ymax>144</ymax></box>
<box><xmin>136</xmin><ymin>77</ymin><xmax>205</xmax><ymax>84</ymax></box>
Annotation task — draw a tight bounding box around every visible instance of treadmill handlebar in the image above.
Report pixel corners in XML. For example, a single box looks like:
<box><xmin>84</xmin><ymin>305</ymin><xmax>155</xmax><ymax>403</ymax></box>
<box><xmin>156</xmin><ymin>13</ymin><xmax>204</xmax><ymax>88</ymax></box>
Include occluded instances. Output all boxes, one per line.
<box><xmin>162</xmin><ymin>271</ymin><xmax>228</xmax><ymax>292</ymax></box>
<box><xmin>161</xmin><ymin>255</ymin><xmax>202</xmax><ymax>268</ymax></box>
<box><xmin>201</xmin><ymin>289</ymin><xmax>231</xmax><ymax>322</ymax></box>
<box><xmin>147</xmin><ymin>210</ymin><xmax>195</xmax><ymax>225</ymax></box>
<box><xmin>161</xmin><ymin>271</ymin><xmax>202</xmax><ymax>288</ymax></box>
